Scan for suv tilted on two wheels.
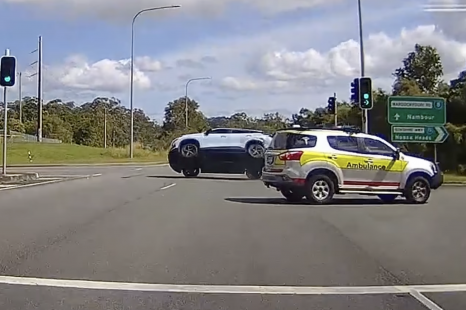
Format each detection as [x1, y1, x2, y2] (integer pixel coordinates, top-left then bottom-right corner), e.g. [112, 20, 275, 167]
[168, 128, 272, 178]
[262, 126, 443, 204]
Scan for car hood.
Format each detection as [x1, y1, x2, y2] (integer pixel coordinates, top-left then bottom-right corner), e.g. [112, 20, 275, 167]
[402, 153, 433, 166]
[180, 133, 205, 139]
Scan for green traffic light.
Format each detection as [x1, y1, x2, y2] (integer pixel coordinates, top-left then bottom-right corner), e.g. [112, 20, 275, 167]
[4, 76, 10, 82]
[363, 93, 369, 99]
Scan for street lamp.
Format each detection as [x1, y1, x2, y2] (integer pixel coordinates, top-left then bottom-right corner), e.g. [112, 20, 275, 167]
[185, 77, 211, 128]
[129, 5, 180, 158]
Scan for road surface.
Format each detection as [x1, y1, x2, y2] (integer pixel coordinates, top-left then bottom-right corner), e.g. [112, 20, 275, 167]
[0, 165, 465, 309]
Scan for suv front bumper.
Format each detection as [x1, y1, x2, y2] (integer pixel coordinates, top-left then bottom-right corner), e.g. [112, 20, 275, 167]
[431, 172, 443, 189]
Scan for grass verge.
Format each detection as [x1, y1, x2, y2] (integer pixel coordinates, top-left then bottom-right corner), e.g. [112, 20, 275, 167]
[444, 174, 466, 184]
[0, 142, 167, 165]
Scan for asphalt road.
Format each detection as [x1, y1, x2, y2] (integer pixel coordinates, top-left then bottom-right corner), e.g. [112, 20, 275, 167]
[0, 165, 465, 309]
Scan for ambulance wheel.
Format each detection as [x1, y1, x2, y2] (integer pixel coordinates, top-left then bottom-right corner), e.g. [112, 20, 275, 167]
[305, 174, 335, 204]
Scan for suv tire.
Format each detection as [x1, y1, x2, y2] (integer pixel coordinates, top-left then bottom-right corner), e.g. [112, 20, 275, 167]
[305, 174, 335, 204]
[182, 168, 200, 177]
[247, 143, 265, 159]
[280, 189, 303, 202]
[180, 142, 199, 158]
[404, 176, 431, 204]
[245, 169, 262, 180]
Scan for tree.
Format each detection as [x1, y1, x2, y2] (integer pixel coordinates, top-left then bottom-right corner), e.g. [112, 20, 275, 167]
[393, 44, 443, 95]
[162, 97, 208, 133]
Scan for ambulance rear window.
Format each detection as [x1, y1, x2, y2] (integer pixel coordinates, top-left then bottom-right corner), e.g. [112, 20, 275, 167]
[269, 132, 317, 150]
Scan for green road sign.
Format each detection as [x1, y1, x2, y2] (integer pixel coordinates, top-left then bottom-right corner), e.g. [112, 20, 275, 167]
[387, 96, 446, 125]
[391, 125, 449, 143]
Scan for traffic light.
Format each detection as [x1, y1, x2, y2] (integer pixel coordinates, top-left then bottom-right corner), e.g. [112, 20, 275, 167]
[0, 56, 16, 87]
[350, 78, 359, 103]
[359, 77, 372, 109]
[327, 96, 336, 114]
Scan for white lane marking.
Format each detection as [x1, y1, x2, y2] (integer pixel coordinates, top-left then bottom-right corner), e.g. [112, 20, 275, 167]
[409, 289, 444, 310]
[133, 168, 143, 171]
[160, 183, 176, 190]
[92, 173, 102, 177]
[0, 276, 464, 295]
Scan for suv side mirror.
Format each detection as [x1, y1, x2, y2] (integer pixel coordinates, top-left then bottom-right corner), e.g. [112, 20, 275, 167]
[204, 129, 212, 135]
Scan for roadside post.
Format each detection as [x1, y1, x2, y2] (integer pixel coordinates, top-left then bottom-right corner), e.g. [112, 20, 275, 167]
[388, 96, 447, 162]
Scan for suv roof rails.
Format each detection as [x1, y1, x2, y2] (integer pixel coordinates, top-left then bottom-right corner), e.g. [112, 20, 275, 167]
[279, 125, 361, 133]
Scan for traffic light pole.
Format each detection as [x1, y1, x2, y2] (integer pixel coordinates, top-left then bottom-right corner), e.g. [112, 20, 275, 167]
[37, 36, 43, 142]
[2, 49, 9, 175]
[357, 0, 368, 133]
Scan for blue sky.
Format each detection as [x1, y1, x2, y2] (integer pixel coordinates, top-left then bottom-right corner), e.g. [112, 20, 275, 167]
[0, 0, 465, 122]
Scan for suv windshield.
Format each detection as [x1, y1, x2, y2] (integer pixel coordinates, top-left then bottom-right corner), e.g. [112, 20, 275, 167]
[269, 132, 317, 150]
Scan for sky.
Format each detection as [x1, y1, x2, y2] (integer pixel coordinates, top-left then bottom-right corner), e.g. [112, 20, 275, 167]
[0, 0, 466, 121]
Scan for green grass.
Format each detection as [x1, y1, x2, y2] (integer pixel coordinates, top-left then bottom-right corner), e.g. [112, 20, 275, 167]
[0, 142, 167, 165]
[444, 173, 466, 184]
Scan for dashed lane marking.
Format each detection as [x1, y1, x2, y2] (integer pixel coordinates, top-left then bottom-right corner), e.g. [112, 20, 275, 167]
[160, 183, 176, 190]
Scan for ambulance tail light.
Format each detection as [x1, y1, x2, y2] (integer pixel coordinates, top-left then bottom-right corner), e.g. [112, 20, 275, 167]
[278, 151, 303, 161]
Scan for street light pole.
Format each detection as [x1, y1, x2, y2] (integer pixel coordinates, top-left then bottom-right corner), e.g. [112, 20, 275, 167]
[357, 0, 368, 133]
[185, 77, 211, 128]
[129, 5, 181, 158]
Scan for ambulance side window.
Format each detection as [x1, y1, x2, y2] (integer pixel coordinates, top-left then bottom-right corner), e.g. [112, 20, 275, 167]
[327, 136, 359, 153]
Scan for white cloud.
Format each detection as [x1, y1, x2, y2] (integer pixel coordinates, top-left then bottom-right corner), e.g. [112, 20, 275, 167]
[135, 56, 163, 72]
[35, 55, 165, 93]
[238, 25, 466, 94]
[219, 77, 259, 91]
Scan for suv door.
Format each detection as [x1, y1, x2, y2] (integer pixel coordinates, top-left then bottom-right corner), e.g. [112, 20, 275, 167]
[357, 137, 406, 188]
[205, 128, 231, 148]
[326, 135, 372, 188]
[230, 129, 250, 149]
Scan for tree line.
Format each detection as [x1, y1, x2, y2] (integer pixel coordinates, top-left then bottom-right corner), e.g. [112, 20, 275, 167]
[1, 43, 466, 173]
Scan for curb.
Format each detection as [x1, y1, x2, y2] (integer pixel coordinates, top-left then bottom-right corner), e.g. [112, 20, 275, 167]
[443, 183, 466, 186]
[0, 174, 102, 191]
[0, 172, 39, 184]
[6, 162, 167, 168]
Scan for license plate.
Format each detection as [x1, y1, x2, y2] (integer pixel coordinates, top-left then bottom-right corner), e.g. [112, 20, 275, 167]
[266, 155, 275, 164]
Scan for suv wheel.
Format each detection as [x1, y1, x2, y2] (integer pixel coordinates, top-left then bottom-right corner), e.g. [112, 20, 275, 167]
[280, 189, 303, 202]
[180, 143, 198, 158]
[247, 143, 265, 159]
[305, 174, 335, 204]
[404, 176, 430, 204]
[182, 168, 199, 177]
[245, 169, 262, 180]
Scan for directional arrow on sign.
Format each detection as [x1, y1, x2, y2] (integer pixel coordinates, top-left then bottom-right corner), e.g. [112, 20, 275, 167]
[391, 125, 449, 143]
[434, 126, 449, 142]
[394, 113, 400, 120]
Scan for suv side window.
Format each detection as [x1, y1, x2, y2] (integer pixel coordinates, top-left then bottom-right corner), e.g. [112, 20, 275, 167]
[211, 129, 231, 134]
[327, 136, 359, 153]
[361, 137, 394, 156]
